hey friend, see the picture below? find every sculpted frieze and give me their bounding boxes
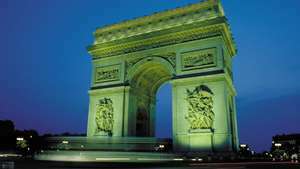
[185,85,214,131]
[95,98,114,136]
[89,25,223,58]
[94,3,218,44]
[181,48,216,71]
[94,65,120,84]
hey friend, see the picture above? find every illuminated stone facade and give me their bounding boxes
[87,0,239,153]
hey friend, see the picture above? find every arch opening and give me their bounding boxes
[128,58,173,137]
[155,82,172,139]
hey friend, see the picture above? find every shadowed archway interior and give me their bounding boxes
[128,60,173,137]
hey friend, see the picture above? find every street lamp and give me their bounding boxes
[240,144,247,148]
[16,137,24,141]
[274,143,282,147]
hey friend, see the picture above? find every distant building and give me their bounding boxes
[271,134,300,158]
[238,144,253,157]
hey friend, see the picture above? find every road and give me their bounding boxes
[1,160,299,169]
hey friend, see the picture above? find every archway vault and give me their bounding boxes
[86,0,239,153]
[126,57,174,137]
[128,56,174,96]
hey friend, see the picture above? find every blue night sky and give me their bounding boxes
[1,0,300,152]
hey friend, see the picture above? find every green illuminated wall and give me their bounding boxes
[86,0,239,153]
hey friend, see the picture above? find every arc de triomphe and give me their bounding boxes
[86,0,239,153]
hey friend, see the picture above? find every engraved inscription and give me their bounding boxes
[94,65,120,83]
[181,48,216,70]
[183,53,214,68]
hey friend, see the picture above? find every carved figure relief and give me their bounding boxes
[185,85,214,130]
[95,98,114,136]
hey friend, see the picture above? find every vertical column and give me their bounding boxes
[149,98,156,137]
[172,76,234,152]
[231,95,239,151]
[86,87,127,137]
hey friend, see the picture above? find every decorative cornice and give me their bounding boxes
[94,0,223,42]
[88,0,237,59]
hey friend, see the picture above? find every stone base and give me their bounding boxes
[174,129,215,152]
[36,136,237,162]
[41,136,172,152]
[189,129,213,152]
[35,150,180,162]
[35,150,238,163]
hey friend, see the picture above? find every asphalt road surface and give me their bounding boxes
[1,160,300,169]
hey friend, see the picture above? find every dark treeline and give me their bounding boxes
[0,120,85,154]
[0,120,15,150]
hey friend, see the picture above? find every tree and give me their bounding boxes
[0,120,15,150]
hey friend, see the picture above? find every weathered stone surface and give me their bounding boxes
[95,98,114,136]
[185,85,215,130]
[86,0,239,153]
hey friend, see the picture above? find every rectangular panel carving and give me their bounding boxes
[181,48,216,71]
[94,64,120,84]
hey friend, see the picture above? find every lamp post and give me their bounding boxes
[274,143,282,148]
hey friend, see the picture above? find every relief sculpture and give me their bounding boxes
[181,48,216,71]
[95,98,114,136]
[94,65,120,84]
[185,85,214,130]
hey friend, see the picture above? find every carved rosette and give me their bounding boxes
[185,85,214,131]
[95,98,114,136]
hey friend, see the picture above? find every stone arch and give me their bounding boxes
[126,56,174,137]
[127,56,175,81]
[86,0,239,153]
[127,56,175,95]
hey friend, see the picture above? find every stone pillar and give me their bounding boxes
[87,86,128,137]
[172,75,235,152]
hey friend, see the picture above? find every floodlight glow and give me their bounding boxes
[159,144,165,148]
[62,141,69,144]
[240,144,247,148]
[137,158,169,161]
[16,137,24,141]
[95,157,130,161]
[274,143,282,147]
[0,154,22,157]
[173,158,184,161]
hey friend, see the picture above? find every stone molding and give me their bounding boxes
[93,0,223,43]
[89,20,236,59]
[88,0,236,59]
